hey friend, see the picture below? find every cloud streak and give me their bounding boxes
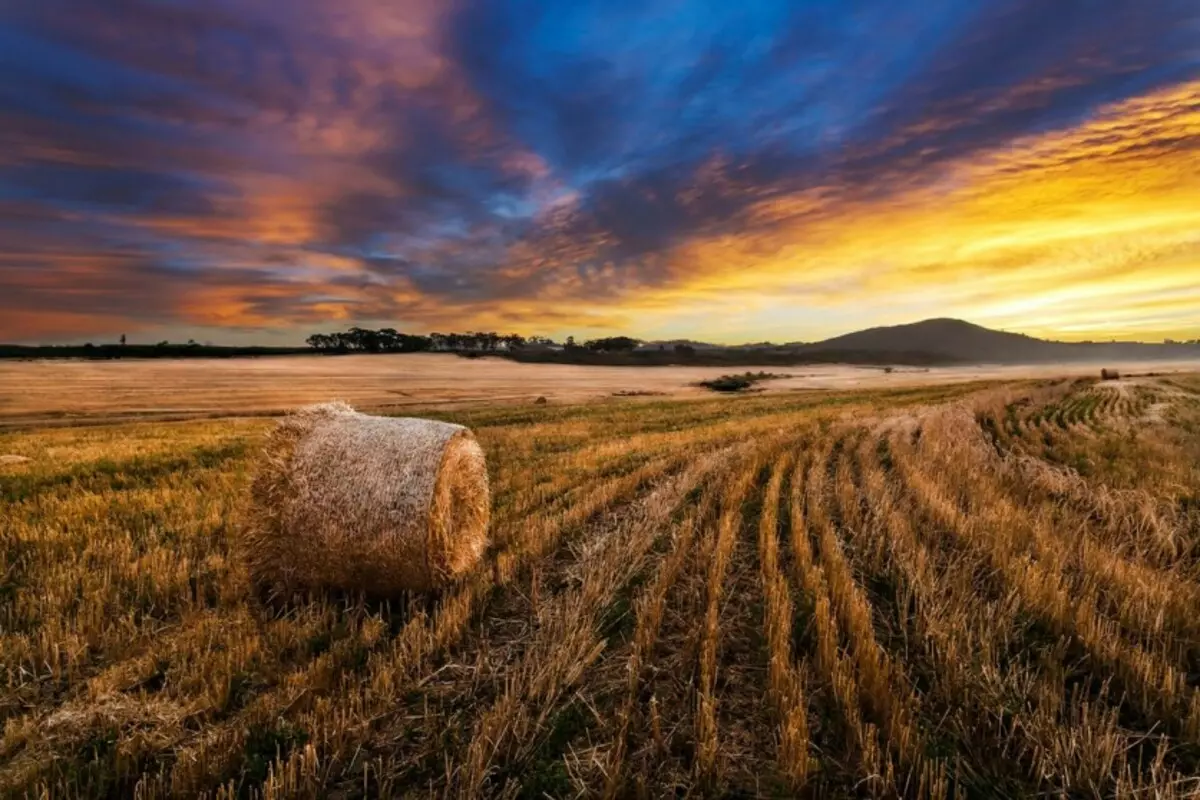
[1,0,1197,343]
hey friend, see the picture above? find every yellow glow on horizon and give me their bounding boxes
[577,79,1200,343]
[16,78,1195,345]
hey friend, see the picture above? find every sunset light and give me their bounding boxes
[1,1,1197,343]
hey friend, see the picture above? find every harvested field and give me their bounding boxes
[4,353,1200,427]
[2,375,1200,797]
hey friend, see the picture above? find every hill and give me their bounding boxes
[509,319,1199,367]
[796,318,1199,364]
[796,318,1060,363]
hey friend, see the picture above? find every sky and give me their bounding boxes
[1,0,1198,346]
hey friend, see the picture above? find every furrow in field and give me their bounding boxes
[447,446,733,798]
[598,486,719,798]
[879,423,1168,796]
[819,431,934,792]
[892,410,1200,762]
[946,410,1200,670]
[757,450,812,791]
[781,432,894,791]
[694,450,782,793]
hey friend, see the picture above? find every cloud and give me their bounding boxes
[1,0,1197,343]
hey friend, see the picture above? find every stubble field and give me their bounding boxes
[2,373,1200,798]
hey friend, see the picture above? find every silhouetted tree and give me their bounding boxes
[304,327,545,355]
[585,336,641,353]
[305,327,432,354]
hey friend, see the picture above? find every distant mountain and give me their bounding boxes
[795,318,1199,364]
[528,319,1200,367]
[11,318,1193,367]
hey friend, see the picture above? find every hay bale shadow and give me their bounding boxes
[250,579,452,630]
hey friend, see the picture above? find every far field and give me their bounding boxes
[2,370,1200,797]
[3,353,1200,427]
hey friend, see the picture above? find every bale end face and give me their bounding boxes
[428,430,490,585]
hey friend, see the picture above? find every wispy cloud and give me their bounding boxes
[1,0,1197,343]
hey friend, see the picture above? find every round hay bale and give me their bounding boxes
[244,402,490,596]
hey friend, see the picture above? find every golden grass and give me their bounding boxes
[2,377,1199,797]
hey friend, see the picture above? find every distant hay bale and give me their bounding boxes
[1100,368,1121,381]
[244,402,490,597]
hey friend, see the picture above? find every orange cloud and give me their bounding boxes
[575,79,1200,342]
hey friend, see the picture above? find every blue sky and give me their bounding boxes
[1,0,1197,344]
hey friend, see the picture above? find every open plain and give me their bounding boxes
[3,353,1200,427]
[2,365,1200,798]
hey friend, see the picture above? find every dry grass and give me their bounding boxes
[2,376,1200,798]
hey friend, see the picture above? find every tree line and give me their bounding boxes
[304,327,645,354]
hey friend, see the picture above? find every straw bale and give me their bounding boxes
[244,402,489,596]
